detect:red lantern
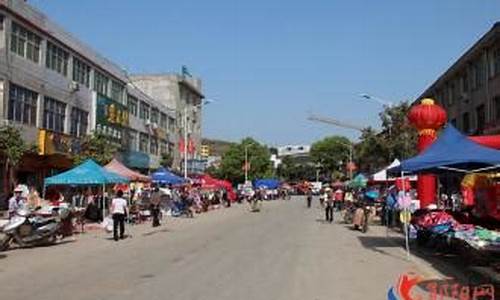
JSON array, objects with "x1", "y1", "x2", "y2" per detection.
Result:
[
  {"x1": 407, "y1": 98, "x2": 447, "y2": 209},
  {"x1": 408, "y1": 98, "x2": 447, "y2": 138}
]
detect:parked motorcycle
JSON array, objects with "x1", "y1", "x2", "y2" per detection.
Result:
[{"x1": 0, "y1": 207, "x2": 70, "y2": 251}]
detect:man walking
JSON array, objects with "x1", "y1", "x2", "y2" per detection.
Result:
[
  {"x1": 150, "y1": 186, "x2": 162, "y2": 227},
  {"x1": 111, "y1": 190, "x2": 128, "y2": 241},
  {"x1": 306, "y1": 188, "x2": 312, "y2": 208},
  {"x1": 325, "y1": 191, "x2": 334, "y2": 223}
]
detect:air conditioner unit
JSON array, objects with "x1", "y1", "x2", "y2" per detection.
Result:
[{"x1": 69, "y1": 81, "x2": 79, "y2": 92}]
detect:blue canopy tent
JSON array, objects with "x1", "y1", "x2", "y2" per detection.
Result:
[
  {"x1": 44, "y1": 159, "x2": 129, "y2": 217},
  {"x1": 151, "y1": 168, "x2": 186, "y2": 185},
  {"x1": 44, "y1": 159, "x2": 129, "y2": 186},
  {"x1": 391, "y1": 124, "x2": 500, "y2": 174},
  {"x1": 253, "y1": 179, "x2": 280, "y2": 189}
]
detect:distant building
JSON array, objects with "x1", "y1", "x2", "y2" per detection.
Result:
[
  {"x1": 277, "y1": 145, "x2": 310, "y2": 158},
  {"x1": 418, "y1": 22, "x2": 500, "y2": 136},
  {"x1": 130, "y1": 74, "x2": 204, "y2": 170}
]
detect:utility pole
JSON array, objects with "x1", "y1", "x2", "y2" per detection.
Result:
[
  {"x1": 183, "y1": 106, "x2": 188, "y2": 179},
  {"x1": 244, "y1": 144, "x2": 250, "y2": 183}
]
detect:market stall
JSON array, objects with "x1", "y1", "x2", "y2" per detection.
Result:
[
  {"x1": 104, "y1": 158, "x2": 150, "y2": 182},
  {"x1": 44, "y1": 159, "x2": 129, "y2": 219},
  {"x1": 392, "y1": 124, "x2": 500, "y2": 263},
  {"x1": 151, "y1": 168, "x2": 186, "y2": 185},
  {"x1": 371, "y1": 159, "x2": 417, "y2": 183}
]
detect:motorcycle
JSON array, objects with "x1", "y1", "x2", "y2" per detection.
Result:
[
  {"x1": 171, "y1": 201, "x2": 193, "y2": 218},
  {"x1": 0, "y1": 207, "x2": 70, "y2": 251},
  {"x1": 352, "y1": 205, "x2": 374, "y2": 233},
  {"x1": 249, "y1": 197, "x2": 261, "y2": 212}
]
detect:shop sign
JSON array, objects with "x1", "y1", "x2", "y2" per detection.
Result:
[
  {"x1": 38, "y1": 129, "x2": 81, "y2": 155},
  {"x1": 96, "y1": 94, "x2": 129, "y2": 128}
]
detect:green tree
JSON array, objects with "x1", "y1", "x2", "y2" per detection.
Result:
[
  {"x1": 277, "y1": 156, "x2": 317, "y2": 182},
  {"x1": 73, "y1": 132, "x2": 118, "y2": 165},
  {"x1": 160, "y1": 152, "x2": 173, "y2": 169},
  {"x1": 0, "y1": 126, "x2": 28, "y2": 193},
  {"x1": 217, "y1": 137, "x2": 272, "y2": 183},
  {"x1": 379, "y1": 101, "x2": 417, "y2": 161},
  {"x1": 310, "y1": 136, "x2": 351, "y2": 179},
  {"x1": 354, "y1": 127, "x2": 388, "y2": 173},
  {"x1": 354, "y1": 101, "x2": 417, "y2": 173}
]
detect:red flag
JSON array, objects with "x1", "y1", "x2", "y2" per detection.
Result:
[
  {"x1": 178, "y1": 138, "x2": 185, "y2": 154},
  {"x1": 187, "y1": 138, "x2": 195, "y2": 155}
]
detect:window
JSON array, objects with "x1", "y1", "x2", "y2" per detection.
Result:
[
  {"x1": 151, "y1": 108, "x2": 159, "y2": 124},
  {"x1": 495, "y1": 96, "x2": 500, "y2": 121},
  {"x1": 495, "y1": 47, "x2": 500, "y2": 76},
  {"x1": 461, "y1": 72, "x2": 469, "y2": 94},
  {"x1": 46, "y1": 41, "x2": 68, "y2": 76},
  {"x1": 128, "y1": 130, "x2": 137, "y2": 151},
  {"x1": 139, "y1": 101, "x2": 150, "y2": 120},
  {"x1": 473, "y1": 59, "x2": 485, "y2": 89},
  {"x1": 43, "y1": 97, "x2": 66, "y2": 133},
  {"x1": 11, "y1": 22, "x2": 41, "y2": 63},
  {"x1": 111, "y1": 80, "x2": 124, "y2": 104},
  {"x1": 476, "y1": 104, "x2": 485, "y2": 134},
  {"x1": 160, "y1": 140, "x2": 168, "y2": 155},
  {"x1": 139, "y1": 133, "x2": 149, "y2": 153},
  {"x1": 70, "y1": 107, "x2": 88, "y2": 137},
  {"x1": 73, "y1": 57, "x2": 91, "y2": 87},
  {"x1": 445, "y1": 84, "x2": 452, "y2": 106},
  {"x1": 462, "y1": 112, "x2": 470, "y2": 134},
  {"x1": 94, "y1": 71, "x2": 109, "y2": 96},
  {"x1": 150, "y1": 138, "x2": 158, "y2": 155},
  {"x1": 160, "y1": 113, "x2": 167, "y2": 129},
  {"x1": 127, "y1": 95, "x2": 138, "y2": 117},
  {"x1": 168, "y1": 117, "x2": 175, "y2": 132},
  {"x1": 8, "y1": 84, "x2": 37, "y2": 126}
]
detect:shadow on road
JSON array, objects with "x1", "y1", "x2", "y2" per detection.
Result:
[
  {"x1": 0, "y1": 254, "x2": 6, "y2": 259},
  {"x1": 142, "y1": 228, "x2": 170, "y2": 237}
]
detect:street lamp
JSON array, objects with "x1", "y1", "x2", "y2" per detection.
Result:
[
  {"x1": 244, "y1": 142, "x2": 255, "y2": 183},
  {"x1": 359, "y1": 93, "x2": 394, "y2": 108},
  {"x1": 183, "y1": 99, "x2": 213, "y2": 178},
  {"x1": 359, "y1": 93, "x2": 394, "y2": 137}
]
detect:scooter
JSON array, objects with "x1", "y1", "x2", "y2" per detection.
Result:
[
  {"x1": 249, "y1": 197, "x2": 261, "y2": 212},
  {"x1": 0, "y1": 207, "x2": 70, "y2": 251}
]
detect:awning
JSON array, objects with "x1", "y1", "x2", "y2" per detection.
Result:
[
  {"x1": 105, "y1": 158, "x2": 150, "y2": 182},
  {"x1": 44, "y1": 159, "x2": 129, "y2": 187},
  {"x1": 391, "y1": 124, "x2": 500, "y2": 174}
]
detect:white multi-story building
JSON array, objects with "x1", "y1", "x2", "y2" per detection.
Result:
[{"x1": 0, "y1": 0, "x2": 197, "y2": 195}]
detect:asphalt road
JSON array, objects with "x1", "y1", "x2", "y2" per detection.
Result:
[{"x1": 0, "y1": 197, "x2": 439, "y2": 300}]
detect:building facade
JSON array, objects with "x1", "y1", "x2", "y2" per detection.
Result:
[
  {"x1": 418, "y1": 22, "x2": 500, "y2": 136},
  {"x1": 130, "y1": 74, "x2": 205, "y2": 171},
  {"x1": 0, "y1": 0, "x2": 180, "y2": 195}
]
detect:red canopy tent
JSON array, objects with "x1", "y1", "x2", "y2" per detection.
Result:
[
  {"x1": 199, "y1": 174, "x2": 237, "y2": 202},
  {"x1": 104, "y1": 158, "x2": 150, "y2": 182}
]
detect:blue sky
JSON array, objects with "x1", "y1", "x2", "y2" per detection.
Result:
[{"x1": 30, "y1": 0, "x2": 500, "y2": 146}]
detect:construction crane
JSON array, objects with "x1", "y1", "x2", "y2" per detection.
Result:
[
  {"x1": 307, "y1": 113, "x2": 363, "y2": 180},
  {"x1": 307, "y1": 114, "x2": 364, "y2": 132}
]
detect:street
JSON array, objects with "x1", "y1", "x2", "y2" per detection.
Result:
[{"x1": 0, "y1": 197, "x2": 443, "y2": 300}]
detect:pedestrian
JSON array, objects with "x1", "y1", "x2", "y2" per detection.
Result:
[
  {"x1": 111, "y1": 190, "x2": 128, "y2": 241},
  {"x1": 150, "y1": 186, "x2": 162, "y2": 227},
  {"x1": 306, "y1": 188, "x2": 312, "y2": 208},
  {"x1": 8, "y1": 186, "x2": 26, "y2": 219},
  {"x1": 325, "y1": 191, "x2": 334, "y2": 223}
]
